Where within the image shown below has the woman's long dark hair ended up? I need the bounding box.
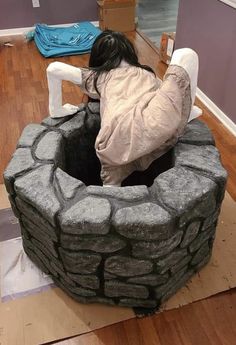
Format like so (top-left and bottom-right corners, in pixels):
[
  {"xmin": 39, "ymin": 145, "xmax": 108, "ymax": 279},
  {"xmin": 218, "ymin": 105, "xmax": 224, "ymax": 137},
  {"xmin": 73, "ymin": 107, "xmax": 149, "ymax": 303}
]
[{"xmin": 86, "ymin": 30, "xmax": 155, "ymax": 95}]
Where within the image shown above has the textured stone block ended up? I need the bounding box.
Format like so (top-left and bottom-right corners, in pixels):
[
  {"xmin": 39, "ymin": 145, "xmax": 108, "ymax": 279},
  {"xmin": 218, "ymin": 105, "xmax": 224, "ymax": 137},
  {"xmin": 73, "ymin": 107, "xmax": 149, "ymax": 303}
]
[
  {"xmin": 87, "ymin": 102, "xmax": 100, "ymax": 114},
  {"xmin": 127, "ymin": 273, "xmax": 169, "ymax": 286},
  {"xmin": 105, "ymin": 256, "xmax": 153, "ymax": 277},
  {"xmin": 191, "ymin": 242, "xmax": 210, "ymax": 266},
  {"xmin": 179, "ymin": 191, "xmax": 218, "ymax": 227},
  {"xmin": 61, "ymin": 234, "xmax": 126, "ymax": 253},
  {"xmin": 41, "ymin": 116, "xmax": 70, "ymax": 127},
  {"xmin": 180, "ymin": 221, "xmax": 201, "ymax": 248},
  {"xmin": 60, "ymin": 249, "xmax": 102, "ymax": 274},
  {"xmin": 153, "ymin": 166, "xmax": 218, "ymax": 216},
  {"xmin": 202, "ymin": 209, "xmax": 220, "ymax": 231},
  {"xmin": 59, "ymin": 111, "xmax": 86, "ymax": 138},
  {"xmin": 174, "ymin": 143, "xmax": 228, "ymax": 187},
  {"xmin": 132, "ymin": 231, "xmax": 183, "ymax": 259},
  {"xmin": 35, "ymin": 131, "xmax": 64, "ymax": 164},
  {"xmin": 193, "ymin": 252, "xmax": 211, "ymax": 272},
  {"xmin": 155, "ymin": 266, "xmax": 188, "ymax": 299},
  {"xmin": 4, "ymin": 148, "xmax": 37, "ymax": 194},
  {"xmin": 113, "ymin": 203, "xmax": 174, "ymax": 241},
  {"xmin": 22, "ymin": 216, "xmax": 58, "ymax": 257},
  {"xmin": 20, "ymin": 225, "xmax": 31, "ymax": 241},
  {"xmin": 178, "ymin": 119, "xmax": 215, "ymax": 146},
  {"xmin": 23, "ymin": 244, "xmax": 50, "ymax": 275},
  {"xmin": 68, "ymin": 273, "xmax": 100, "ymax": 289},
  {"xmin": 105, "ymin": 280, "xmax": 149, "ymax": 299},
  {"xmin": 60, "ymin": 197, "xmax": 111, "ymax": 235},
  {"xmin": 161, "ymin": 269, "xmax": 194, "ymax": 303},
  {"xmin": 60, "ymin": 282, "xmax": 96, "ymax": 297},
  {"xmin": 189, "ymin": 226, "xmax": 215, "ymax": 253},
  {"xmin": 170, "ymin": 256, "xmax": 192, "ymax": 274},
  {"xmin": 31, "ymin": 245, "xmax": 53, "ymax": 275},
  {"xmin": 16, "ymin": 197, "xmax": 57, "ymax": 241},
  {"xmin": 17, "ymin": 124, "xmax": 47, "ymax": 147},
  {"xmin": 87, "ymin": 185, "xmax": 149, "ymax": 202},
  {"xmin": 55, "ymin": 168, "xmax": 84, "ymax": 200},
  {"xmin": 104, "ymin": 272, "xmax": 117, "ymax": 280},
  {"xmin": 8, "ymin": 195, "xmax": 20, "ymax": 217},
  {"xmin": 14, "ymin": 164, "xmax": 61, "ymax": 226},
  {"xmin": 155, "ymin": 249, "xmax": 188, "ymax": 274},
  {"xmin": 31, "ymin": 237, "xmax": 58, "ymax": 259}
]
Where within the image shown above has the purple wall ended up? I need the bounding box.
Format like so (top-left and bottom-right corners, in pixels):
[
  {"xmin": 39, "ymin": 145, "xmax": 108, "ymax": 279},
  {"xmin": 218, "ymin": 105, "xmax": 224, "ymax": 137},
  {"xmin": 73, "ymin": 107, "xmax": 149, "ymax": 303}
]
[
  {"xmin": 0, "ymin": 0, "xmax": 98, "ymax": 29},
  {"xmin": 175, "ymin": 0, "xmax": 236, "ymax": 124}
]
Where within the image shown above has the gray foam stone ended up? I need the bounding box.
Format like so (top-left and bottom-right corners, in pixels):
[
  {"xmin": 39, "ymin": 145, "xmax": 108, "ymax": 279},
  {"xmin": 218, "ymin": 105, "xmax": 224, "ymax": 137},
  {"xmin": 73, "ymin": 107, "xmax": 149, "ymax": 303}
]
[
  {"xmin": 87, "ymin": 185, "xmax": 149, "ymax": 202},
  {"xmin": 61, "ymin": 234, "xmax": 126, "ymax": 253},
  {"xmin": 105, "ymin": 280, "xmax": 149, "ymax": 299},
  {"xmin": 178, "ymin": 119, "xmax": 215, "ymax": 146},
  {"xmin": 127, "ymin": 273, "xmax": 169, "ymax": 286},
  {"xmin": 153, "ymin": 166, "xmax": 218, "ymax": 216},
  {"xmin": 132, "ymin": 231, "xmax": 183, "ymax": 259},
  {"xmin": 87, "ymin": 102, "xmax": 100, "ymax": 114},
  {"xmin": 4, "ymin": 148, "xmax": 37, "ymax": 194},
  {"xmin": 59, "ymin": 111, "xmax": 86, "ymax": 138},
  {"xmin": 35, "ymin": 131, "xmax": 64, "ymax": 163},
  {"xmin": 68, "ymin": 273, "xmax": 100, "ymax": 290},
  {"xmin": 60, "ymin": 249, "xmax": 102, "ymax": 274},
  {"xmin": 60, "ymin": 197, "xmax": 111, "ymax": 235},
  {"xmin": 113, "ymin": 203, "xmax": 174, "ymax": 241},
  {"xmin": 156, "ymin": 249, "xmax": 188, "ymax": 274},
  {"xmin": 180, "ymin": 221, "xmax": 201, "ymax": 248},
  {"xmin": 55, "ymin": 168, "xmax": 84, "ymax": 200},
  {"xmin": 174, "ymin": 143, "xmax": 228, "ymax": 186},
  {"xmin": 14, "ymin": 164, "xmax": 61, "ymax": 226},
  {"xmin": 105, "ymin": 256, "xmax": 153, "ymax": 277},
  {"xmin": 17, "ymin": 124, "xmax": 47, "ymax": 147}
]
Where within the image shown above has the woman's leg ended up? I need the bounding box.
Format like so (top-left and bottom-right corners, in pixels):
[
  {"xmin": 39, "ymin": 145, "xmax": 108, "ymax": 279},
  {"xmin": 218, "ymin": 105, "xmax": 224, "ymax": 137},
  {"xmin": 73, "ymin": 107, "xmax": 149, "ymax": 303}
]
[
  {"xmin": 170, "ymin": 48, "xmax": 202, "ymax": 121},
  {"xmin": 99, "ymin": 49, "xmax": 200, "ymax": 186},
  {"xmin": 46, "ymin": 61, "xmax": 82, "ymax": 118}
]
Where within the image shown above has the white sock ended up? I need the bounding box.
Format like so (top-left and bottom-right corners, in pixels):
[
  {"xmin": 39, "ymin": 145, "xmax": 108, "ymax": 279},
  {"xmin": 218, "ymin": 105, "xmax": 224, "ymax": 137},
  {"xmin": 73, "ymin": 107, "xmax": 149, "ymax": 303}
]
[
  {"xmin": 103, "ymin": 184, "xmax": 121, "ymax": 187},
  {"xmin": 188, "ymin": 105, "xmax": 202, "ymax": 122}
]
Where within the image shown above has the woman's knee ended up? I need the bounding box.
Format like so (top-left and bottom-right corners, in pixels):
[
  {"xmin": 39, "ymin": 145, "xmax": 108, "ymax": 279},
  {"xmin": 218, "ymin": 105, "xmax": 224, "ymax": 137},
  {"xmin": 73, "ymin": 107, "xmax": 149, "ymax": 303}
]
[{"xmin": 46, "ymin": 61, "xmax": 67, "ymax": 76}]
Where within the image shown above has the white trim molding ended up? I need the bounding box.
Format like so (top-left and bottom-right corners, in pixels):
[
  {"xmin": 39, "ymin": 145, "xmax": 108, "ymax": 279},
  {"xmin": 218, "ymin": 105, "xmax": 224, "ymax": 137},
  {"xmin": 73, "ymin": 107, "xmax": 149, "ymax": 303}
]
[
  {"xmin": 196, "ymin": 87, "xmax": 236, "ymax": 137},
  {"xmin": 0, "ymin": 21, "xmax": 99, "ymax": 37},
  {"xmin": 218, "ymin": 0, "xmax": 236, "ymax": 9}
]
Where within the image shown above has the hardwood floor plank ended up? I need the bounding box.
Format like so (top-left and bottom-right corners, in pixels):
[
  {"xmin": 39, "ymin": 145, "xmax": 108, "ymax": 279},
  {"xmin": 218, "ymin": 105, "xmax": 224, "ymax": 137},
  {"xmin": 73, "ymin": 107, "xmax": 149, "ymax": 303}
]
[{"xmin": 55, "ymin": 290, "xmax": 236, "ymax": 345}]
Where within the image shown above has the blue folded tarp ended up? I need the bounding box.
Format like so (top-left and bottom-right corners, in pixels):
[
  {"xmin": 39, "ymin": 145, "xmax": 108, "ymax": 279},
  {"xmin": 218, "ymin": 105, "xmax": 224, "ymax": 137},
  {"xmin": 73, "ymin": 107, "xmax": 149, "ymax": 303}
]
[{"xmin": 34, "ymin": 22, "xmax": 101, "ymax": 58}]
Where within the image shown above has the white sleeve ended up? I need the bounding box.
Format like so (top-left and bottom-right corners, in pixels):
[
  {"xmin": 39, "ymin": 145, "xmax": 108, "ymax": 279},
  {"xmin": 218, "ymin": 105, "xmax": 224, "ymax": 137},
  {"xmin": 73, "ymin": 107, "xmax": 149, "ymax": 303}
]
[{"xmin": 46, "ymin": 61, "xmax": 82, "ymax": 118}]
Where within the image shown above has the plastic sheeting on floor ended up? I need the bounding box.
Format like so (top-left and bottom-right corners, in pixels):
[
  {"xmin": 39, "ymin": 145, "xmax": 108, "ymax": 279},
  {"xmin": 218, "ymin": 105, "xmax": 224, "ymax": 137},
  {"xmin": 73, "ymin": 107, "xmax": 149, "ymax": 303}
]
[{"xmin": 34, "ymin": 22, "xmax": 101, "ymax": 58}]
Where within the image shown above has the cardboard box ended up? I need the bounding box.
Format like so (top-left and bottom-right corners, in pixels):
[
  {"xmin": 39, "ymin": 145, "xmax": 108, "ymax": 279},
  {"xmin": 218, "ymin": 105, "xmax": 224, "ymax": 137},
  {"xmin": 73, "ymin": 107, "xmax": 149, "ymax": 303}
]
[
  {"xmin": 97, "ymin": 0, "xmax": 136, "ymax": 32},
  {"xmin": 159, "ymin": 32, "xmax": 175, "ymax": 65}
]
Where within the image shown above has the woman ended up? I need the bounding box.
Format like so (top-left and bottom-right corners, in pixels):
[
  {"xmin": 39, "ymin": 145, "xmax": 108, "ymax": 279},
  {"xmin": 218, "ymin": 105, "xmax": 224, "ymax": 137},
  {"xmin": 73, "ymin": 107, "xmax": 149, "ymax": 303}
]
[{"xmin": 47, "ymin": 30, "xmax": 200, "ymax": 186}]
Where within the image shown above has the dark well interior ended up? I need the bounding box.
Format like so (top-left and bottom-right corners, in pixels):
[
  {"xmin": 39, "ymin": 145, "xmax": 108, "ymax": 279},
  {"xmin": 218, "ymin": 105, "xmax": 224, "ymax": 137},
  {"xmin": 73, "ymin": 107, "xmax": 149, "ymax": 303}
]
[{"xmin": 63, "ymin": 108, "xmax": 174, "ymax": 187}]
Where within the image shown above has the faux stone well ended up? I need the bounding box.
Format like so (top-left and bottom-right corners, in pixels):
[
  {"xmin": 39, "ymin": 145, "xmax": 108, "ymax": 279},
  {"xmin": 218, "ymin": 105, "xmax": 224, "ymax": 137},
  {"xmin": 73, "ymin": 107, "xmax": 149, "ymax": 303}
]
[{"xmin": 4, "ymin": 102, "xmax": 227, "ymax": 310}]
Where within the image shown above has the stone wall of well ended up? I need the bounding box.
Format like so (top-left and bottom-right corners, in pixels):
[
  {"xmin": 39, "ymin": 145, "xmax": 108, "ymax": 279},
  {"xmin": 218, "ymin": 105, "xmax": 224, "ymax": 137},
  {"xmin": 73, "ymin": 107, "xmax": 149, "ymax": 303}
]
[{"xmin": 4, "ymin": 103, "xmax": 227, "ymax": 309}]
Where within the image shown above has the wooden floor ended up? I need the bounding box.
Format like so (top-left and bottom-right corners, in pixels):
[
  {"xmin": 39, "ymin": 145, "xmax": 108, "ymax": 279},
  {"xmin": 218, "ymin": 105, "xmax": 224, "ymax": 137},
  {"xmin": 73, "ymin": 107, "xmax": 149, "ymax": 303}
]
[{"xmin": 1, "ymin": 31, "xmax": 236, "ymax": 345}]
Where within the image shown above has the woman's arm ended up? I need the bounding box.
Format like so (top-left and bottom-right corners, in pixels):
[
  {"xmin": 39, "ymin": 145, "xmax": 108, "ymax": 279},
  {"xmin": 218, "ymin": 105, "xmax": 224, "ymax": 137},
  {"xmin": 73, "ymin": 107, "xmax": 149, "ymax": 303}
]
[{"xmin": 47, "ymin": 61, "xmax": 83, "ymax": 118}]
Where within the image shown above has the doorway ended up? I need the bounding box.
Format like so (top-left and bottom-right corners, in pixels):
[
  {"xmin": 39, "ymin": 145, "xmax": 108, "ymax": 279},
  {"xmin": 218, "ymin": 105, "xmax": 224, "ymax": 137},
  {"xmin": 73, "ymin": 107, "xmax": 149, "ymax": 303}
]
[{"xmin": 137, "ymin": 0, "xmax": 179, "ymax": 48}]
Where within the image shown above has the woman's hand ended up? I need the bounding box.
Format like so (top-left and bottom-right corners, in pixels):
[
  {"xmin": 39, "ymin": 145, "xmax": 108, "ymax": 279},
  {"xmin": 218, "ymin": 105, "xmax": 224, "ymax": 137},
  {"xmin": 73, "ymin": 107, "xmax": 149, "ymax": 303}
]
[{"xmin": 50, "ymin": 103, "xmax": 79, "ymax": 118}]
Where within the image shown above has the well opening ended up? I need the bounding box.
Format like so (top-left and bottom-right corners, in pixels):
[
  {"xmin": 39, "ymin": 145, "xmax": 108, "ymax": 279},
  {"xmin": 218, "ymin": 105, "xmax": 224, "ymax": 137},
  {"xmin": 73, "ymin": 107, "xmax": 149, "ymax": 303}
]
[{"xmin": 63, "ymin": 110, "xmax": 174, "ymax": 187}]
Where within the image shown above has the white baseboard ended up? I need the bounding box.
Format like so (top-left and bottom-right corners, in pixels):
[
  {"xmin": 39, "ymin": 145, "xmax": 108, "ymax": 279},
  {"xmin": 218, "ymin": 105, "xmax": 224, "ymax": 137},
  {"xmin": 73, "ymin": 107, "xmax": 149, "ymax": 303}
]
[
  {"xmin": 196, "ymin": 87, "xmax": 236, "ymax": 137},
  {"xmin": 0, "ymin": 21, "xmax": 99, "ymax": 37}
]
